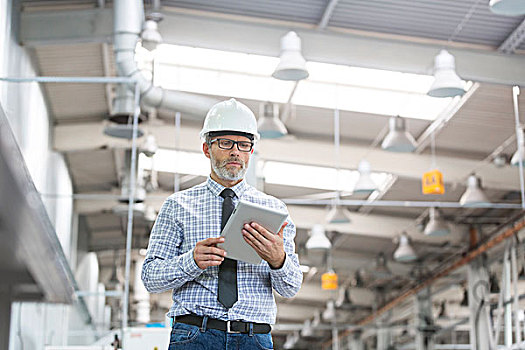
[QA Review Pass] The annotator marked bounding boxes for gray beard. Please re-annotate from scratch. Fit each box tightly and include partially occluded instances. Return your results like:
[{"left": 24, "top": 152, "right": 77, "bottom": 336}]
[{"left": 210, "top": 154, "right": 247, "bottom": 182}]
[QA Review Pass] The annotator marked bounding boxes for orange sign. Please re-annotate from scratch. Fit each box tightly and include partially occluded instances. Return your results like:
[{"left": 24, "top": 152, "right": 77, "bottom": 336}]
[
  {"left": 322, "top": 271, "right": 338, "bottom": 290},
  {"left": 422, "top": 169, "right": 445, "bottom": 195}
]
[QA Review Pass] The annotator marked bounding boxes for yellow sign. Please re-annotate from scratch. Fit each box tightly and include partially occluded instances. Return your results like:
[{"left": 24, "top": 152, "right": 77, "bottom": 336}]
[
  {"left": 422, "top": 169, "right": 445, "bottom": 195},
  {"left": 322, "top": 271, "right": 338, "bottom": 290}
]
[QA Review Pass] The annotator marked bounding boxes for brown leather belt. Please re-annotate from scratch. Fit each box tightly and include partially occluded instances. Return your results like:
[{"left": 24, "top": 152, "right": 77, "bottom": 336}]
[{"left": 174, "top": 314, "right": 271, "bottom": 334}]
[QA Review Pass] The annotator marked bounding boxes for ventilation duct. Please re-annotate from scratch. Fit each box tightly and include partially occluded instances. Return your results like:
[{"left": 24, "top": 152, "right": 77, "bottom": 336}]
[{"left": 113, "top": 0, "right": 218, "bottom": 118}]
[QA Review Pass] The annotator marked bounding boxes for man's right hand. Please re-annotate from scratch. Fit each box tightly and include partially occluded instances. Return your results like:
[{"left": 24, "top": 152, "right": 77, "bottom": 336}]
[{"left": 193, "top": 237, "right": 227, "bottom": 269}]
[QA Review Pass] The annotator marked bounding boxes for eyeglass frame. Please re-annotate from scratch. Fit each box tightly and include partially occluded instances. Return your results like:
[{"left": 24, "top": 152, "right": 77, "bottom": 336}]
[{"left": 209, "top": 138, "right": 254, "bottom": 152}]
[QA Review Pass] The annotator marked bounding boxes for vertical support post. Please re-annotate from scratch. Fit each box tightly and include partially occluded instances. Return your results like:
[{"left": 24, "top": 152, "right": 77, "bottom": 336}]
[
  {"left": 468, "top": 256, "right": 494, "bottom": 350},
  {"left": 512, "top": 86, "right": 525, "bottom": 209},
  {"left": 504, "top": 250, "right": 513, "bottom": 347},
  {"left": 511, "top": 240, "right": 521, "bottom": 345},
  {"left": 415, "top": 287, "right": 434, "bottom": 350},
  {"left": 376, "top": 311, "right": 391, "bottom": 350},
  {"left": 122, "top": 83, "right": 141, "bottom": 340},
  {"left": 174, "top": 111, "right": 181, "bottom": 192},
  {"left": 332, "top": 320, "right": 339, "bottom": 350},
  {"left": 0, "top": 286, "right": 12, "bottom": 350},
  {"left": 349, "top": 331, "right": 364, "bottom": 350}
]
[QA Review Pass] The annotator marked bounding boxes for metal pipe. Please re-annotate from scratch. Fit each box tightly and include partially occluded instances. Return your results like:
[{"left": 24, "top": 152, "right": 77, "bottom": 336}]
[
  {"left": 511, "top": 240, "right": 521, "bottom": 344},
  {"left": 174, "top": 111, "right": 181, "bottom": 192},
  {"left": 504, "top": 246, "right": 513, "bottom": 347},
  {"left": 113, "top": 0, "right": 217, "bottom": 118},
  {"left": 493, "top": 241, "right": 509, "bottom": 346},
  {"left": 325, "top": 216, "right": 525, "bottom": 348},
  {"left": 283, "top": 198, "right": 522, "bottom": 209},
  {"left": 121, "top": 83, "right": 141, "bottom": 337},
  {"left": 513, "top": 86, "right": 525, "bottom": 209},
  {"left": 0, "top": 76, "right": 136, "bottom": 84}
]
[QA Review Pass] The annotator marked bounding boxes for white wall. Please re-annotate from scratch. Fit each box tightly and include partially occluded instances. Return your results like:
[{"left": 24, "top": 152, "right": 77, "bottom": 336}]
[{"left": 0, "top": 1, "right": 97, "bottom": 348}]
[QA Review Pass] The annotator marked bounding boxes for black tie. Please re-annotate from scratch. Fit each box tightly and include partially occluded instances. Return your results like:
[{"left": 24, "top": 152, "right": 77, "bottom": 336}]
[{"left": 218, "top": 188, "right": 238, "bottom": 308}]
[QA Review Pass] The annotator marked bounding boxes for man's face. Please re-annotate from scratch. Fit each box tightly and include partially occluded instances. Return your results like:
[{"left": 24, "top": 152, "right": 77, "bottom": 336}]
[{"left": 204, "top": 134, "right": 253, "bottom": 182}]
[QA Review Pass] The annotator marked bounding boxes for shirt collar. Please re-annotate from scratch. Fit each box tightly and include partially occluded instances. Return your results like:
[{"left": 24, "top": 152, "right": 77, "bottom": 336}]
[{"left": 206, "top": 176, "right": 249, "bottom": 198}]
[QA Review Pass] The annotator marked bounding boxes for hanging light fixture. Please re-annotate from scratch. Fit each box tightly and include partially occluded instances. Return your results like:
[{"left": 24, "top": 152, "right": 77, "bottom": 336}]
[
  {"left": 460, "top": 287, "right": 469, "bottom": 307},
  {"left": 489, "top": 273, "right": 500, "bottom": 294},
  {"left": 301, "top": 319, "right": 314, "bottom": 337},
  {"left": 322, "top": 300, "right": 337, "bottom": 321},
  {"left": 511, "top": 127, "right": 525, "bottom": 167},
  {"left": 104, "top": 84, "right": 145, "bottom": 139},
  {"left": 141, "top": 13, "right": 163, "bottom": 51},
  {"left": 258, "top": 102, "right": 288, "bottom": 139},
  {"left": 489, "top": 0, "right": 525, "bottom": 15},
  {"left": 381, "top": 116, "right": 417, "bottom": 153},
  {"left": 424, "top": 207, "right": 451, "bottom": 236},
  {"left": 459, "top": 174, "right": 490, "bottom": 205},
  {"left": 373, "top": 252, "right": 392, "bottom": 278},
  {"left": 141, "top": 134, "right": 158, "bottom": 157},
  {"left": 272, "top": 31, "right": 309, "bottom": 81},
  {"left": 335, "top": 287, "right": 352, "bottom": 309},
  {"left": 326, "top": 204, "right": 352, "bottom": 224},
  {"left": 283, "top": 332, "right": 299, "bottom": 349},
  {"left": 306, "top": 224, "right": 332, "bottom": 251},
  {"left": 393, "top": 233, "right": 417, "bottom": 262},
  {"left": 353, "top": 159, "right": 377, "bottom": 194},
  {"left": 353, "top": 269, "right": 366, "bottom": 288},
  {"left": 437, "top": 300, "right": 449, "bottom": 320},
  {"left": 427, "top": 50, "right": 465, "bottom": 98}
]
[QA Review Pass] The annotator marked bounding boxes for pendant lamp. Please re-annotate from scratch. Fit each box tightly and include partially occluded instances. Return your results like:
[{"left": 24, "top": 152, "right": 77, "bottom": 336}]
[
  {"left": 427, "top": 50, "right": 465, "bottom": 98},
  {"left": 272, "top": 31, "right": 309, "bottom": 81},
  {"left": 490, "top": 0, "right": 525, "bottom": 15},
  {"left": 306, "top": 224, "right": 332, "bottom": 251},
  {"left": 354, "top": 159, "right": 377, "bottom": 194},
  {"left": 258, "top": 102, "right": 288, "bottom": 139},
  {"left": 381, "top": 116, "right": 417, "bottom": 152},
  {"left": 424, "top": 207, "right": 450, "bottom": 236},
  {"left": 393, "top": 233, "right": 417, "bottom": 262},
  {"left": 459, "top": 174, "right": 490, "bottom": 205}
]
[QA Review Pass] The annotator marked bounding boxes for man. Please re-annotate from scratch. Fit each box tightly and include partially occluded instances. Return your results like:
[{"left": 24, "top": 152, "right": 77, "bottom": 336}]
[{"left": 142, "top": 98, "right": 302, "bottom": 349}]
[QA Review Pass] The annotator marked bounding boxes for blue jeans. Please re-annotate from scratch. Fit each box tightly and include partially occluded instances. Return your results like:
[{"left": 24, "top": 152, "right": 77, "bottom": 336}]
[{"left": 168, "top": 321, "right": 274, "bottom": 350}]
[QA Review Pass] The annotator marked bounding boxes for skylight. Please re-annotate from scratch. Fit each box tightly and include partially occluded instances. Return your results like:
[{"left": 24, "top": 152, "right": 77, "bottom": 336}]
[
  {"left": 139, "top": 149, "right": 393, "bottom": 194},
  {"left": 151, "top": 44, "right": 460, "bottom": 121}
]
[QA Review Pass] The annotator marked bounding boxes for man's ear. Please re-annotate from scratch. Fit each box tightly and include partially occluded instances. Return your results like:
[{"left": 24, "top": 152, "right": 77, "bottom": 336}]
[{"left": 203, "top": 142, "right": 211, "bottom": 159}]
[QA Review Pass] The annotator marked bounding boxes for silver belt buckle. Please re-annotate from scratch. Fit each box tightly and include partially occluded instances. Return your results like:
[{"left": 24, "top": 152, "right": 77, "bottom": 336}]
[{"left": 226, "top": 320, "right": 241, "bottom": 334}]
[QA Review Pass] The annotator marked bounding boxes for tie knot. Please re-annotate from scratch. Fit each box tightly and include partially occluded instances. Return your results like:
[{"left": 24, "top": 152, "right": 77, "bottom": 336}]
[{"left": 220, "top": 188, "right": 236, "bottom": 199}]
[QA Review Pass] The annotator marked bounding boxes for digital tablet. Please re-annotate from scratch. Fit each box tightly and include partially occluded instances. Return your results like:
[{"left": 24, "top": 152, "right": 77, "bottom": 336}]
[{"left": 218, "top": 200, "right": 288, "bottom": 265}]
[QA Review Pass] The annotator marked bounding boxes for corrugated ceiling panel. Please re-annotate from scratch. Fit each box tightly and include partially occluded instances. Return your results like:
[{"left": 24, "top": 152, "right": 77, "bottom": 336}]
[
  {"left": 330, "top": 0, "right": 524, "bottom": 47},
  {"left": 433, "top": 84, "right": 525, "bottom": 158},
  {"left": 34, "top": 43, "right": 109, "bottom": 121},
  {"left": 66, "top": 149, "right": 117, "bottom": 192},
  {"left": 163, "top": 0, "right": 327, "bottom": 24}
]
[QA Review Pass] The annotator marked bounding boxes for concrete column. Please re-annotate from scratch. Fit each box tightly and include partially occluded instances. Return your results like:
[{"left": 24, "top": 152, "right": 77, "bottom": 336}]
[
  {"left": 377, "top": 311, "right": 392, "bottom": 350},
  {"left": 0, "top": 285, "right": 12, "bottom": 350},
  {"left": 415, "top": 287, "right": 434, "bottom": 350},
  {"left": 467, "top": 256, "right": 494, "bottom": 350},
  {"left": 349, "top": 331, "right": 365, "bottom": 350}
]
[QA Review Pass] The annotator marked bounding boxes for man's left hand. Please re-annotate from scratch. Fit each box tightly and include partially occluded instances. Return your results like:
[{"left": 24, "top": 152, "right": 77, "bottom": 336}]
[{"left": 242, "top": 222, "right": 288, "bottom": 269}]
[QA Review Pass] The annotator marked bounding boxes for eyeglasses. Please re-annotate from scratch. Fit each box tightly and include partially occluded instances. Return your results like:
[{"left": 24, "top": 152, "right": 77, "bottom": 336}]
[{"left": 210, "top": 138, "right": 254, "bottom": 152}]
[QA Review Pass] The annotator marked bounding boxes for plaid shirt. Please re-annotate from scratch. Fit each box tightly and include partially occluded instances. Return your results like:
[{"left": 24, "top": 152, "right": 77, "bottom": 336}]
[{"left": 142, "top": 177, "right": 302, "bottom": 324}]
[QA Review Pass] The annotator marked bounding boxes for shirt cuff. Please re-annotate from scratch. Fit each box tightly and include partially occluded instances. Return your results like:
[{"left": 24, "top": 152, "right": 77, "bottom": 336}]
[
  {"left": 269, "top": 254, "right": 292, "bottom": 278},
  {"left": 179, "top": 249, "right": 204, "bottom": 278}
]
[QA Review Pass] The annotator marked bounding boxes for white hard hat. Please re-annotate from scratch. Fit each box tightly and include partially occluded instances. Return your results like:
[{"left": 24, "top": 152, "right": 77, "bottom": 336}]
[{"left": 200, "top": 98, "right": 260, "bottom": 141}]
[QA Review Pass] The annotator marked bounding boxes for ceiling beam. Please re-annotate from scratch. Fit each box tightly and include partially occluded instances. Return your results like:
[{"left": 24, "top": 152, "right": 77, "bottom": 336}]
[
  {"left": 318, "top": 0, "right": 339, "bottom": 30},
  {"left": 54, "top": 121, "right": 524, "bottom": 191},
  {"left": 20, "top": 9, "right": 525, "bottom": 85},
  {"left": 498, "top": 19, "right": 525, "bottom": 54}
]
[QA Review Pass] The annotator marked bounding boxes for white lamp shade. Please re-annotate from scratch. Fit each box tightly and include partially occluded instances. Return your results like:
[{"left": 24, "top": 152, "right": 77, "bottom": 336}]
[
  {"left": 381, "top": 116, "right": 417, "bottom": 152},
  {"left": 326, "top": 205, "right": 352, "bottom": 224},
  {"left": 258, "top": 103, "right": 288, "bottom": 138},
  {"left": 428, "top": 50, "right": 465, "bottom": 98},
  {"left": 141, "top": 20, "right": 163, "bottom": 51},
  {"left": 301, "top": 319, "right": 314, "bottom": 337},
  {"left": 459, "top": 174, "right": 490, "bottom": 205},
  {"left": 394, "top": 234, "right": 417, "bottom": 262},
  {"left": 306, "top": 224, "right": 332, "bottom": 250},
  {"left": 353, "top": 160, "right": 377, "bottom": 194},
  {"left": 272, "top": 31, "right": 309, "bottom": 81},
  {"left": 322, "top": 300, "right": 336, "bottom": 321},
  {"left": 424, "top": 207, "right": 450, "bottom": 236},
  {"left": 490, "top": 0, "right": 525, "bottom": 15},
  {"left": 511, "top": 145, "right": 525, "bottom": 166}
]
